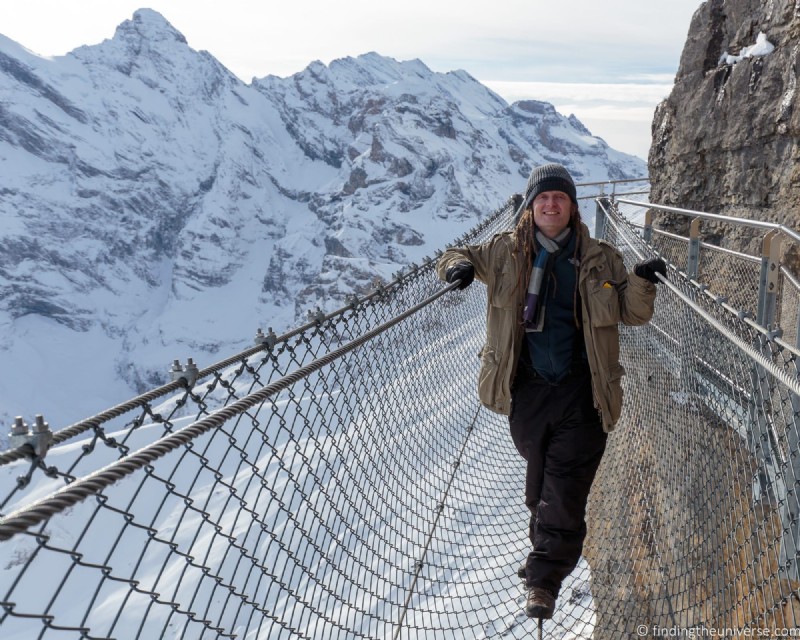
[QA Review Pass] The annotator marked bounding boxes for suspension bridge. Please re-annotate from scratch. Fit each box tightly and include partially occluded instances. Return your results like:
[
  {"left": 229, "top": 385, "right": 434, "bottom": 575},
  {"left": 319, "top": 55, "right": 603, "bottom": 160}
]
[{"left": 0, "top": 181, "right": 798, "bottom": 639}]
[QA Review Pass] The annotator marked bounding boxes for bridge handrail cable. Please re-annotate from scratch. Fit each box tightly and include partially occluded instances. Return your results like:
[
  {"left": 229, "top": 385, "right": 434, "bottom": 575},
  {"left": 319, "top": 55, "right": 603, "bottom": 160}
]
[
  {"left": 616, "top": 196, "right": 800, "bottom": 245},
  {"left": 0, "top": 281, "right": 461, "bottom": 541}
]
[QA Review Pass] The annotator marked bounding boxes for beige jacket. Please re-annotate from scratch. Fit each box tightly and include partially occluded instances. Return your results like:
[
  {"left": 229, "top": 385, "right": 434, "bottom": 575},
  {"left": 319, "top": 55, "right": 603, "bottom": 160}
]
[{"left": 437, "top": 221, "right": 656, "bottom": 432}]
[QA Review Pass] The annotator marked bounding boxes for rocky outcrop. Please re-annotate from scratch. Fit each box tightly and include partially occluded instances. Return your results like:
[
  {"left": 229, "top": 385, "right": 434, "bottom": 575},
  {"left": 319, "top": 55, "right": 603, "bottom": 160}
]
[{"left": 649, "top": 0, "right": 800, "bottom": 236}]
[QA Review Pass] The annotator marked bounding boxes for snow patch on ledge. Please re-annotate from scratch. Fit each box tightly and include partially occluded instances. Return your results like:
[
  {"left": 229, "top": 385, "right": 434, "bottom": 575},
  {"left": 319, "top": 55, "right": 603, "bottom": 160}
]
[{"left": 719, "top": 32, "right": 775, "bottom": 65}]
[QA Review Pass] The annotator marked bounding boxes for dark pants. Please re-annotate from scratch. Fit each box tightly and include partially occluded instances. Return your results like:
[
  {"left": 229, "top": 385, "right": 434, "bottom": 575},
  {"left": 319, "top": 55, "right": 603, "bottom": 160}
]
[{"left": 509, "top": 364, "right": 607, "bottom": 596}]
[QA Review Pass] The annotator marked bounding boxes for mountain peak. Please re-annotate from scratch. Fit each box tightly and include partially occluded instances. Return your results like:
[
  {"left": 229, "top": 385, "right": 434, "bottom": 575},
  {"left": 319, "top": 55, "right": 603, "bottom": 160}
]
[
  {"left": 118, "top": 9, "right": 187, "bottom": 45},
  {"left": 0, "top": 14, "right": 645, "bottom": 432},
  {"left": 67, "top": 7, "right": 236, "bottom": 95},
  {"left": 69, "top": 8, "right": 190, "bottom": 67},
  {"left": 327, "top": 52, "right": 433, "bottom": 83}
]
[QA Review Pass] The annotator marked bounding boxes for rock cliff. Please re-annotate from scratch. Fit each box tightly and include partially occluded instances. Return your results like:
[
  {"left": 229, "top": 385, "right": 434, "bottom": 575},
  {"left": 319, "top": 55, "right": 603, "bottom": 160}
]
[
  {"left": 608, "top": 1, "right": 800, "bottom": 630},
  {"left": 649, "top": 0, "right": 800, "bottom": 233}
]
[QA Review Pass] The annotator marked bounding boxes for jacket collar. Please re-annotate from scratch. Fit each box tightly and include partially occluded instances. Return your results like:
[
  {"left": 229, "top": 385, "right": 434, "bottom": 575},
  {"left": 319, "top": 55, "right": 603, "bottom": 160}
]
[{"left": 575, "top": 220, "right": 591, "bottom": 259}]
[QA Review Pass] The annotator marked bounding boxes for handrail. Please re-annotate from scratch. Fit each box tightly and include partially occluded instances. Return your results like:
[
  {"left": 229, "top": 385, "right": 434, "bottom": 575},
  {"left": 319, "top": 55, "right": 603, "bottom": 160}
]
[
  {"left": 0, "top": 281, "right": 462, "bottom": 540},
  {"left": 615, "top": 197, "right": 800, "bottom": 245},
  {"left": 579, "top": 177, "right": 649, "bottom": 188},
  {"left": 647, "top": 225, "right": 761, "bottom": 264},
  {"left": 598, "top": 197, "right": 800, "bottom": 359},
  {"left": 699, "top": 241, "right": 761, "bottom": 264},
  {"left": 578, "top": 189, "right": 649, "bottom": 202},
  {"left": 612, "top": 190, "right": 650, "bottom": 197},
  {"left": 651, "top": 227, "right": 690, "bottom": 243}
]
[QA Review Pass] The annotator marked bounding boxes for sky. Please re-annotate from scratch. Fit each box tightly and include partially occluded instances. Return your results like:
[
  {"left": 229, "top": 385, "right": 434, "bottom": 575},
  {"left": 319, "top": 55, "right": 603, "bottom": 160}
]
[{"left": 0, "top": 0, "right": 705, "bottom": 160}]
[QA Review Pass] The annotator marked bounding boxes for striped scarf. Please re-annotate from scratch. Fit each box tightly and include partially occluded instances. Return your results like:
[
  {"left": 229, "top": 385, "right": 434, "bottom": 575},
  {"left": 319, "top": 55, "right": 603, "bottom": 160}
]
[{"left": 522, "top": 228, "right": 572, "bottom": 332}]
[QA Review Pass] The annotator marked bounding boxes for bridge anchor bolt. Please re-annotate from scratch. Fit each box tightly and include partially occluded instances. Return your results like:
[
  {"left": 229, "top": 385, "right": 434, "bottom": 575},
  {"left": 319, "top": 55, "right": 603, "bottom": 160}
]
[
  {"left": 255, "top": 327, "right": 278, "bottom": 349},
  {"left": 170, "top": 358, "right": 200, "bottom": 387},
  {"left": 8, "top": 415, "right": 53, "bottom": 459},
  {"left": 308, "top": 307, "right": 326, "bottom": 326}
]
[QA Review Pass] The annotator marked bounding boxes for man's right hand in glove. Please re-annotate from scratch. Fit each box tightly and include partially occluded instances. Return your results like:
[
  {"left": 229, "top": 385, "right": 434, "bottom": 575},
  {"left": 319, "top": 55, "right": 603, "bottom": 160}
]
[{"left": 445, "top": 262, "right": 475, "bottom": 290}]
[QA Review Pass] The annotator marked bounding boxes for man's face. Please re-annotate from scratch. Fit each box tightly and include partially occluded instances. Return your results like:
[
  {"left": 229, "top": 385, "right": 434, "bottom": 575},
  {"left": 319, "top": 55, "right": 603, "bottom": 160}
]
[{"left": 532, "top": 190, "right": 572, "bottom": 239}]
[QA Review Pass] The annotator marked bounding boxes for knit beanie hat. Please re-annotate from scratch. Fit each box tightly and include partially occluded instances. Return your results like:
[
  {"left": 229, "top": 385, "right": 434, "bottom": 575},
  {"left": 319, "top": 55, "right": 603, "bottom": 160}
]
[{"left": 521, "top": 163, "right": 577, "bottom": 210}]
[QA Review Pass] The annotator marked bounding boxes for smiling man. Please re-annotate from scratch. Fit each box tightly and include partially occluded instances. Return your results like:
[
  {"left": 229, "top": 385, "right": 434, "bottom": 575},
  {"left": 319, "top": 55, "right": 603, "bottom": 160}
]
[{"left": 437, "top": 163, "right": 665, "bottom": 619}]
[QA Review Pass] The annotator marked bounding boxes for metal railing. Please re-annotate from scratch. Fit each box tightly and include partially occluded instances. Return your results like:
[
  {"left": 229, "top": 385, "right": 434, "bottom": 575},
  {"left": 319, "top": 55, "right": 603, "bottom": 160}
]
[{"left": 615, "top": 197, "right": 800, "bottom": 345}]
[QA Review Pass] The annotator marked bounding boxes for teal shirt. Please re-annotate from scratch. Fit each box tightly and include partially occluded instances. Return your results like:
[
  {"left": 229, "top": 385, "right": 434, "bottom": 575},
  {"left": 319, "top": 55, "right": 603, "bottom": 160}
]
[{"left": 525, "top": 233, "right": 586, "bottom": 382}]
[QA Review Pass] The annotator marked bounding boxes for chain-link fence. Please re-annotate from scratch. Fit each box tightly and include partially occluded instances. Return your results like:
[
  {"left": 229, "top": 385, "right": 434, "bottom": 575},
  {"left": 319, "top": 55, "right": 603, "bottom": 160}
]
[
  {"left": 619, "top": 197, "right": 800, "bottom": 339},
  {"left": 650, "top": 229, "right": 691, "bottom": 279},
  {"left": 698, "top": 242, "right": 762, "bottom": 317},
  {"left": 778, "top": 267, "right": 800, "bottom": 348},
  {"left": 587, "top": 199, "right": 800, "bottom": 635},
  {"left": 1, "top": 183, "right": 799, "bottom": 639}
]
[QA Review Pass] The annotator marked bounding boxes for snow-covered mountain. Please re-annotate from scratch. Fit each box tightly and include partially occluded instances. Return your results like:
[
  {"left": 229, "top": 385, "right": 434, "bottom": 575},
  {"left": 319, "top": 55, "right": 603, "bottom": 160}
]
[{"left": 0, "top": 9, "right": 645, "bottom": 434}]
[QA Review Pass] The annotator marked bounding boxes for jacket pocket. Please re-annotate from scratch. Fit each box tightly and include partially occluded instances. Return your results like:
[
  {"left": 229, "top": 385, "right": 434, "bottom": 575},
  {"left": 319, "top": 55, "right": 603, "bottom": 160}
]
[
  {"left": 478, "top": 346, "right": 502, "bottom": 410},
  {"left": 489, "top": 262, "right": 517, "bottom": 309},
  {"left": 606, "top": 362, "right": 626, "bottom": 425},
  {"left": 588, "top": 279, "right": 622, "bottom": 327}
]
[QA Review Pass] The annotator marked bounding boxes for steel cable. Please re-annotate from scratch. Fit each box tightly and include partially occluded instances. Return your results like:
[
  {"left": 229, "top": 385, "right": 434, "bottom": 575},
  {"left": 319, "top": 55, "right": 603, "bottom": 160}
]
[{"left": 0, "top": 281, "right": 460, "bottom": 541}]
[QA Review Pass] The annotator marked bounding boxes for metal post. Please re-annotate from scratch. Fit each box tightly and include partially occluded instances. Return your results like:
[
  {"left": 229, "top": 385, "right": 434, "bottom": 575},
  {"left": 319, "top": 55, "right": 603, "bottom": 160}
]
[
  {"left": 595, "top": 197, "right": 609, "bottom": 240},
  {"left": 779, "top": 237, "right": 800, "bottom": 582},
  {"left": 748, "top": 355, "right": 779, "bottom": 506},
  {"left": 756, "top": 230, "right": 780, "bottom": 329},
  {"left": 749, "top": 231, "right": 782, "bottom": 510},
  {"left": 687, "top": 218, "right": 701, "bottom": 280},
  {"left": 643, "top": 210, "right": 653, "bottom": 244}
]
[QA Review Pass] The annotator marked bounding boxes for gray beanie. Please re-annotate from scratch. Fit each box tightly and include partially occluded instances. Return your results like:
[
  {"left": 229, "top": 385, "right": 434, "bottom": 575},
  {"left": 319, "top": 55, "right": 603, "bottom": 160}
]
[{"left": 522, "top": 163, "right": 577, "bottom": 210}]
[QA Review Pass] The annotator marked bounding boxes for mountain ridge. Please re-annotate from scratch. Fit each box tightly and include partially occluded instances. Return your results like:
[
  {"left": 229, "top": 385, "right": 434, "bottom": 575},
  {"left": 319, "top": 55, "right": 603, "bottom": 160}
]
[{"left": 0, "top": 9, "right": 645, "bottom": 436}]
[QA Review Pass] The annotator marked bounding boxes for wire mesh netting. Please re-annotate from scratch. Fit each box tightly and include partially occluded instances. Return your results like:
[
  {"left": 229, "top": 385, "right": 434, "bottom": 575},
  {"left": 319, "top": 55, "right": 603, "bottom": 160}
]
[
  {"left": 650, "top": 230, "right": 690, "bottom": 277},
  {"left": 778, "top": 268, "right": 800, "bottom": 346},
  {"left": 1, "top": 186, "right": 799, "bottom": 639},
  {"left": 697, "top": 243, "right": 762, "bottom": 317},
  {"left": 589, "top": 201, "right": 800, "bottom": 635}
]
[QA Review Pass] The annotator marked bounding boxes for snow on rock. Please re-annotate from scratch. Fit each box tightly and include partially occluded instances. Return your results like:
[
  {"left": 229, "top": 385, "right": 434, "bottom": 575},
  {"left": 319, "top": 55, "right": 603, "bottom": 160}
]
[
  {"left": 0, "top": 10, "right": 645, "bottom": 434},
  {"left": 719, "top": 31, "right": 775, "bottom": 65}
]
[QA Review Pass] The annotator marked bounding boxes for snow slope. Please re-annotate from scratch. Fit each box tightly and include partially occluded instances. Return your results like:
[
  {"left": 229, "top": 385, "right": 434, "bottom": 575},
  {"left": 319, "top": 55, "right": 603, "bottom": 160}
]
[{"left": 0, "top": 9, "right": 644, "bottom": 435}]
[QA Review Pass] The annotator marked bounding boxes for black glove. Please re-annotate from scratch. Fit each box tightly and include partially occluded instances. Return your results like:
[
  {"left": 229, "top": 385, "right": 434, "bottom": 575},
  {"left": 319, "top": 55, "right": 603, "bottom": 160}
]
[
  {"left": 634, "top": 258, "right": 667, "bottom": 284},
  {"left": 445, "top": 262, "right": 475, "bottom": 290}
]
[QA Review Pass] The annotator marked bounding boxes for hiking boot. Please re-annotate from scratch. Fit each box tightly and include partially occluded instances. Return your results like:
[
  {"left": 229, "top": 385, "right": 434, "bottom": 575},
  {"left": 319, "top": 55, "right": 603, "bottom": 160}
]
[
  {"left": 517, "top": 560, "right": 527, "bottom": 579},
  {"left": 525, "top": 587, "right": 555, "bottom": 619}
]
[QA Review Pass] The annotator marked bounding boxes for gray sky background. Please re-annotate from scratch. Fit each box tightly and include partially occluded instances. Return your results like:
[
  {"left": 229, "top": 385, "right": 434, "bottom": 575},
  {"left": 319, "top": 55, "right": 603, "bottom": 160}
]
[{"left": 0, "top": 1, "right": 705, "bottom": 160}]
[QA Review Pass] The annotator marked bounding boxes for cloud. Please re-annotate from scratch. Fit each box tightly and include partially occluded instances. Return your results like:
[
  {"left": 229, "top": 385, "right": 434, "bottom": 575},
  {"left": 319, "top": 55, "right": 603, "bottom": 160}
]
[
  {"left": 0, "top": 0, "right": 703, "bottom": 82},
  {"left": 483, "top": 80, "right": 673, "bottom": 106}
]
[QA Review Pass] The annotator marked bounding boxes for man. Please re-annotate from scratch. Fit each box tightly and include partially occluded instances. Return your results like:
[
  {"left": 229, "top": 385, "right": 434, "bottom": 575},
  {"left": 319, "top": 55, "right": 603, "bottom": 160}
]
[{"left": 436, "top": 163, "right": 665, "bottom": 619}]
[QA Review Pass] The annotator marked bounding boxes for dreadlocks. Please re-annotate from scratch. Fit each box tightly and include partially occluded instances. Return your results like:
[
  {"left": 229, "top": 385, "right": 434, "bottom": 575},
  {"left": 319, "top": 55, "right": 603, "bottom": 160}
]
[{"left": 513, "top": 202, "right": 583, "bottom": 328}]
